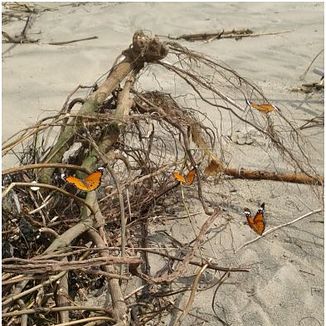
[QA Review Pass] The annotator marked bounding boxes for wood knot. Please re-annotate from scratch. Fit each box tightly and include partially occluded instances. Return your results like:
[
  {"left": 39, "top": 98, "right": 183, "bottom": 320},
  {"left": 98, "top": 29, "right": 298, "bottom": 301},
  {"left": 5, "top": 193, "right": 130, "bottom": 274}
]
[{"left": 130, "top": 30, "right": 169, "bottom": 62}]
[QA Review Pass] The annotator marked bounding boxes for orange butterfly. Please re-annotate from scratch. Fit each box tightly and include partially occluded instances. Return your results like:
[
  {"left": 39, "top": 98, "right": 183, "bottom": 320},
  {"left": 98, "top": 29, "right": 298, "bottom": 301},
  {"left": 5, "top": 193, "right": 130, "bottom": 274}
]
[
  {"left": 62, "top": 167, "right": 105, "bottom": 192},
  {"left": 243, "top": 203, "right": 265, "bottom": 235},
  {"left": 173, "top": 169, "right": 196, "bottom": 185},
  {"left": 246, "top": 99, "right": 275, "bottom": 113}
]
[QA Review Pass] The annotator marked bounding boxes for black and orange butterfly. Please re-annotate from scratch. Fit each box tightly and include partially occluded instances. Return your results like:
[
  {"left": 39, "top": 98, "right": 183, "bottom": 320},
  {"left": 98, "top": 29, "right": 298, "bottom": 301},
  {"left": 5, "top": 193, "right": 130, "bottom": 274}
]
[
  {"left": 243, "top": 203, "right": 266, "bottom": 235},
  {"left": 173, "top": 168, "right": 196, "bottom": 185},
  {"left": 62, "top": 167, "right": 105, "bottom": 192}
]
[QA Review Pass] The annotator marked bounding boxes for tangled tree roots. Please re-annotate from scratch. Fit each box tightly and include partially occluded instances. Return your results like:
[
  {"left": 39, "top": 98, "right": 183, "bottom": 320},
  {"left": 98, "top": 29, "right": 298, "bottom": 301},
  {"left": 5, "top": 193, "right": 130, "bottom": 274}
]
[{"left": 2, "top": 30, "right": 322, "bottom": 325}]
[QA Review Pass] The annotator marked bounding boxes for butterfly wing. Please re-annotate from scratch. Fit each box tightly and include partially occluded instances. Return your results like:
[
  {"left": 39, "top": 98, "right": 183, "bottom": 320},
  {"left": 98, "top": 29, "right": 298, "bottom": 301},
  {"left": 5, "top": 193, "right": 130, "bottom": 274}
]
[
  {"left": 84, "top": 169, "right": 103, "bottom": 191},
  {"left": 65, "top": 176, "right": 90, "bottom": 191},
  {"left": 252, "top": 203, "right": 266, "bottom": 235},
  {"left": 248, "top": 101, "right": 275, "bottom": 113},
  {"left": 185, "top": 169, "right": 196, "bottom": 185},
  {"left": 173, "top": 171, "right": 186, "bottom": 184},
  {"left": 244, "top": 208, "right": 255, "bottom": 230},
  {"left": 244, "top": 204, "right": 265, "bottom": 235},
  {"left": 65, "top": 167, "right": 104, "bottom": 192}
]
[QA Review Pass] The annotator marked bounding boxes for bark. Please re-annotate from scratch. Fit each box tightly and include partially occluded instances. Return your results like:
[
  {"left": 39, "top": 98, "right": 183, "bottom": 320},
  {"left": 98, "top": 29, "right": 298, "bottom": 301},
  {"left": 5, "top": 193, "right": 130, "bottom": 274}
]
[{"left": 224, "top": 167, "right": 323, "bottom": 185}]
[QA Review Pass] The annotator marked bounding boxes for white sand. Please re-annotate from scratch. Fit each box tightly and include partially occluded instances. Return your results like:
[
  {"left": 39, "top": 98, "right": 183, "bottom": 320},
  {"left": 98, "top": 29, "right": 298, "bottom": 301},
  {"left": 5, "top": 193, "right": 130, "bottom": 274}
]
[{"left": 3, "top": 2, "right": 323, "bottom": 325}]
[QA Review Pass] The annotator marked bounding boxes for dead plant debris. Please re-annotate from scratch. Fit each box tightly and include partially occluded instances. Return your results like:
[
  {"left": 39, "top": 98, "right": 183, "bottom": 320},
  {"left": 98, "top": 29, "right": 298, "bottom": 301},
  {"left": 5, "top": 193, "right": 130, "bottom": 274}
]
[{"left": 2, "top": 30, "right": 322, "bottom": 326}]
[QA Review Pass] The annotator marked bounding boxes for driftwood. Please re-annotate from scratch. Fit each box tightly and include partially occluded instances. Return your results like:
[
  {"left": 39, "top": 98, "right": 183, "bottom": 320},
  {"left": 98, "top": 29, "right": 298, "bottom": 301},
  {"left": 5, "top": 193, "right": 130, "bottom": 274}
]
[
  {"left": 291, "top": 81, "right": 324, "bottom": 93},
  {"left": 2, "top": 29, "right": 322, "bottom": 326},
  {"left": 163, "top": 28, "right": 291, "bottom": 42},
  {"left": 223, "top": 167, "right": 323, "bottom": 185},
  {"left": 39, "top": 30, "right": 169, "bottom": 184},
  {"left": 3, "top": 256, "right": 142, "bottom": 274},
  {"left": 88, "top": 230, "right": 130, "bottom": 326}
]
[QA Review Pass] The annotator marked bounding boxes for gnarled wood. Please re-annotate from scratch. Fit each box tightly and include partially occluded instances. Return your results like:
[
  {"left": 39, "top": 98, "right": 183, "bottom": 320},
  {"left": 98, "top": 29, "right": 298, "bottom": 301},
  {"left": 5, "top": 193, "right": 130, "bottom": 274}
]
[
  {"left": 39, "top": 31, "right": 168, "bottom": 184},
  {"left": 224, "top": 167, "right": 323, "bottom": 185}
]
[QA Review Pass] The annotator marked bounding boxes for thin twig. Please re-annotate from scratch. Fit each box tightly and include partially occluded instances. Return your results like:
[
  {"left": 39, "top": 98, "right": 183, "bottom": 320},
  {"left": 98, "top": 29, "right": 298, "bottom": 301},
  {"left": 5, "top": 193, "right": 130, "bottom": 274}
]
[
  {"left": 28, "top": 196, "right": 53, "bottom": 215},
  {"left": 300, "top": 49, "right": 324, "bottom": 80},
  {"left": 54, "top": 316, "right": 114, "bottom": 326},
  {"left": 2, "top": 163, "right": 91, "bottom": 176},
  {"left": 3, "top": 305, "right": 110, "bottom": 318},
  {"left": 83, "top": 269, "right": 130, "bottom": 280},
  {"left": 48, "top": 36, "right": 98, "bottom": 45},
  {"left": 161, "top": 29, "right": 291, "bottom": 42},
  {"left": 180, "top": 185, "right": 198, "bottom": 238},
  {"left": 124, "top": 285, "right": 147, "bottom": 300},
  {"left": 174, "top": 264, "right": 209, "bottom": 325},
  {"left": 136, "top": 247, "right": 248, "bottom": 273},
  {"left": 212, "top": 271, "right": 231, "bottom": 326}
]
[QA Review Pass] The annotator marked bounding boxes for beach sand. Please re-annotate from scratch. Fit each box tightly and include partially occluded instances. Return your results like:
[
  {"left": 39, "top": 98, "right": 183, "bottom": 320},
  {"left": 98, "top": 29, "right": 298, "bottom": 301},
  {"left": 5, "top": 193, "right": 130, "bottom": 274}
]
[{"left": 2, "top": 2, "right": 323, "bottom": 325}]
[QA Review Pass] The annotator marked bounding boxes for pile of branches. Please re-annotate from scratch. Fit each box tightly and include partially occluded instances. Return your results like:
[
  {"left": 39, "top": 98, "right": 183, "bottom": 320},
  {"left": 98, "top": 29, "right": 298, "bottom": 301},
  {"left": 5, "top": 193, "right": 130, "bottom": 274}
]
[{"left": 2, "top": 31, "right": 322, "bottom": 325}]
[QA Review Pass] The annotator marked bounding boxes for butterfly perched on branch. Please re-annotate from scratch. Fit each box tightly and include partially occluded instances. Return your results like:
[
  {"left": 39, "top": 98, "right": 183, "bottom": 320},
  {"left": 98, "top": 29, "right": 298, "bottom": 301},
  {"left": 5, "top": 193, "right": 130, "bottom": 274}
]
[
  {"left": 243, "top": 203, "right": 266, "bottom": 235},
  {"left": 246, "top": 99, "right": 276, "bottom": 113},
  {"left": 173, "top": 168, "right": 196, "bottom": 185},
  {"left": 62, "top": 167, "right": 105, "bottom": 192}
]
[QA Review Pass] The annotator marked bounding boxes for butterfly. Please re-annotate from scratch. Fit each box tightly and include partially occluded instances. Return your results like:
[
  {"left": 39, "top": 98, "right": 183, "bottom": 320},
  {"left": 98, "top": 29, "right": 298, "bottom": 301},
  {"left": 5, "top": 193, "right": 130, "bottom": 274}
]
[
  {"left": 62, "top": 167, "right": 105, "bottom": 192},
  {"left": 173, "top": 169, "right": 196, "bottom": 185},
  {"left": 243, "top": 203, "right": 266, "bottom": 235},
  {"left": 246, "top": 99, "right": 275, "bottom": 113}
]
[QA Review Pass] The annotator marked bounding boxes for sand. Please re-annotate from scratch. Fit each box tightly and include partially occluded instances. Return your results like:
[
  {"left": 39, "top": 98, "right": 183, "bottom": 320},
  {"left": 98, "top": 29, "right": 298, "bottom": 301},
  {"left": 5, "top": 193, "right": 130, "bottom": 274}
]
[{"left": 2, "top": 2, "right": 323, "bottom": 326}]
